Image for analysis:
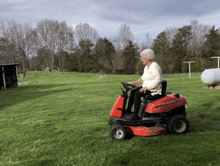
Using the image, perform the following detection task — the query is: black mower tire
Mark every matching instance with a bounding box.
[166,115,189,135]
[110,124,127,141]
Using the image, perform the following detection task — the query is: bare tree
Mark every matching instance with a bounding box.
[0,19,36,70]
[112,38,122,52]
[36,20,56,51]
[50,21,74,71]
[112,51,125,73]
[165,27,178,47]
[190,20,211,46]
[118,24,133,49]
[12,23,37,71]
[190,20,211,57]
[0,19,18,64]
[35,19,74,70]
[74,23,99,45]
[111,24,134,73]
[141,32,153,51]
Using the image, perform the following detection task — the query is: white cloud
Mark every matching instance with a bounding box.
[0,0,29,5]
[1,0,220,42]
[198,10,220,28]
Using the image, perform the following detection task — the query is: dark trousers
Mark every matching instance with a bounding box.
[127,87,150,117]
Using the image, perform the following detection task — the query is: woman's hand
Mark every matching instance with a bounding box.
[128,78,143,86]
[128,82,136,85]
[140,87,148,93]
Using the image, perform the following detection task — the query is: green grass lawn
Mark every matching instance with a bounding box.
[0,72,220,166]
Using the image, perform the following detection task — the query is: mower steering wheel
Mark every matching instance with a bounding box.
[121,82,137,90]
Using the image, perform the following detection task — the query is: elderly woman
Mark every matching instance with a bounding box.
[127,49,163,120]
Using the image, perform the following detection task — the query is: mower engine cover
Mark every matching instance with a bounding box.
[146,93,187,114]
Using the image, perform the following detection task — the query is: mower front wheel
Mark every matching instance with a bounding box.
[166,115,189,135]
[111,124,127,141]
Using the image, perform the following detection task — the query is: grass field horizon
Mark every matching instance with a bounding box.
[0,71,220,165]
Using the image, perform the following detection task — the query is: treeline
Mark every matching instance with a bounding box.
[153,21,220,74]
[0,19,219,74]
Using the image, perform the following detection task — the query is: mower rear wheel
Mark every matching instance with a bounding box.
[111,124,127,140]
[166,115,189,134]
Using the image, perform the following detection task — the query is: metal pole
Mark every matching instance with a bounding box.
[211,57,220,68]
[2,66,6,90]
[217,57,219,68]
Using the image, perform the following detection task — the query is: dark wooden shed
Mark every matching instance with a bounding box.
[0,64,19,90]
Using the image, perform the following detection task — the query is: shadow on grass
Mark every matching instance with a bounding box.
[0,84,74,110]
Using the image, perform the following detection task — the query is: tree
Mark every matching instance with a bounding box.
[203,26,220,58]
[36,20,74,70]
[36,20,56,69]
[0,37,17,64]
[37,47,52,69]
[189,20,211,71]
[190,20,211,50]
[123,41,138,74]
[74,23,99,45]
[0,19,38,70]
[201,26,220,69]
[141,32,153,50]
[152,31,171,74]
[171,26,192,73]
[94,38,115,73]
[118,24,133,50]
[77,39,94,72]
[55,22,74,71]
[165,27,178,46]
[55,50,77,71]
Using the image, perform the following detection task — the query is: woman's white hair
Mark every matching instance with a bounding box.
[140,49,155,61]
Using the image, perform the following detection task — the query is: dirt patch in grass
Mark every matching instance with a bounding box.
[196,114,211,120]
[204,86,220,89]
[121,161,129,165]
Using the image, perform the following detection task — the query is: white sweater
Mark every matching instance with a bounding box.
[141,62,163,95]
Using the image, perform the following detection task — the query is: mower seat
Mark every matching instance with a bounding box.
[161,79,167,97]
[138,80,167,118]
[144,79,167,101]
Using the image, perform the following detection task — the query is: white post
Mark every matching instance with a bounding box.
[211,57,220,68]
[16,65,19,86]
[183,61,196,78]
[189,63,191,78]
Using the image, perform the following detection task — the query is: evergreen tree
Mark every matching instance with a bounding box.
[152,31,171,74]
[203,26,220,58]
[171,26,192,73]
[201,26,220,68]
[78,39,94,72]
[95,38,115,73]
[123,41,138,74]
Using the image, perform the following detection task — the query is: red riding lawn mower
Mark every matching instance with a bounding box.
[109,80,189,140]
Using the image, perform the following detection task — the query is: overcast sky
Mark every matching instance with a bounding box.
[1,0,220,43]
